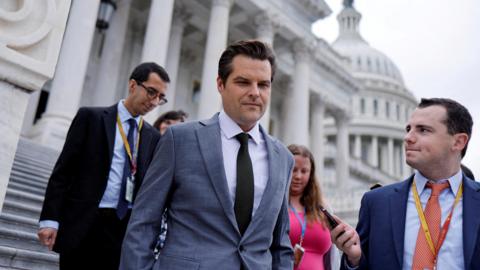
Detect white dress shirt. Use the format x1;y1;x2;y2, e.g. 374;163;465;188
218;110;269;217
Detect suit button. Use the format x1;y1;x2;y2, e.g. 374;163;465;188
239;245;245;252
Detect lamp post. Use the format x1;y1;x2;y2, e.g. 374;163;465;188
96;0;117;31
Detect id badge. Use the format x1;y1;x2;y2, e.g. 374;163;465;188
293;244;305;266
125;175;135;203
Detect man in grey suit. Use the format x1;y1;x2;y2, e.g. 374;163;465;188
120;40;294;270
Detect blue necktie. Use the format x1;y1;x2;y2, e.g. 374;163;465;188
116;118;136;219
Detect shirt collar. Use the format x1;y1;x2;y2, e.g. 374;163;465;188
118;100;141;126
414;169;463;196
219;110;261;145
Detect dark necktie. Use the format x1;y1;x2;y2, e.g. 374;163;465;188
116;118;136;219
234;133;254;235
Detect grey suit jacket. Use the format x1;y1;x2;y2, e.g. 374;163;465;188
120;114;294;270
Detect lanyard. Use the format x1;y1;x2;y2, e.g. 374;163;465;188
116;115;143;174
411;179;463;259
289;205;307;246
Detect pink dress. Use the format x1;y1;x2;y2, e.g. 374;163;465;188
289;209;332;270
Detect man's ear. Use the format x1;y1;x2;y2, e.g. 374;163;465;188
128;79;136;94
217;76;224;93
452;133;469;153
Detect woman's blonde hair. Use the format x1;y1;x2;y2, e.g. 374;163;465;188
288;144;327;226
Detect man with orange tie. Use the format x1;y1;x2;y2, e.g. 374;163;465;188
332;98;480;270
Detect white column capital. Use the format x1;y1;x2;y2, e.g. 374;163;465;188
254;11;280;41
212;0;234;8
172;4;192;29
292;39;315;63
333;110;351;125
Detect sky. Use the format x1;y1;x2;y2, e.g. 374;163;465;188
312;0;480;179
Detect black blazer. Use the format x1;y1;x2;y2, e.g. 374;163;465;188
39;104;160;253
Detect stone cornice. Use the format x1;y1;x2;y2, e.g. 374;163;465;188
0;0;71;91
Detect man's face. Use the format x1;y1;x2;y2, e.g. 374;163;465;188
126;72;167;116
404;105;460;172
218;55;272;131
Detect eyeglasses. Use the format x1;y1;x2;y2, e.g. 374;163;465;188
136;81;168;105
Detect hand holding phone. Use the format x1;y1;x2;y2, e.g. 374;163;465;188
319;206;339;229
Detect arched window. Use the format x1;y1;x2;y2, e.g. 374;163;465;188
373;99;378;116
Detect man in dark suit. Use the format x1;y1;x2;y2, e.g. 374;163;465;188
37;62;169;270
332;98;479;270
120;40;294;270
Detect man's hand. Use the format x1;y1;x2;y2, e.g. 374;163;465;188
330;216;362;267
38;228;57;251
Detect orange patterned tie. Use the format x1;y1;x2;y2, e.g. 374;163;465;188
412;182;450;270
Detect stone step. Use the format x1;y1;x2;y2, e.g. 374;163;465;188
2;199;41;220
12;164;52;179
0;213;38;232
9;171;49;186
0;246;58;270
6;181;45;197
0;227;48;253
4;189;44;208
13;156;55;171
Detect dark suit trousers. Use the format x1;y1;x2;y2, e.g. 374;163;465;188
59;208;131;270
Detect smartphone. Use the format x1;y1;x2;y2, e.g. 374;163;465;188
319;206;339;229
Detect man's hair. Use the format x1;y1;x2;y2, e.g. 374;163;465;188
153;110;188;130
129;62;170;84
218;40;276;84
287;144;327;227
418;98;473;157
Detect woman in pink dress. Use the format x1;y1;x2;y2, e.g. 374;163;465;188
288;144;337;270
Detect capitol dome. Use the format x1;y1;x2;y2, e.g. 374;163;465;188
332;2;405;87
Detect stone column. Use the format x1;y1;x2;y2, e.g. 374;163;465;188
401;141;410;178
145;5;191;123
388;137;394;175
283;40;312;146
335;113;350;187
0;0;71;210
354;134;362;159
92;0;132;106
21;90;42;135
197;0;233;119
29;0;100;150
310;95;325;177
254;11;278;132
370;136;378;167
141;0;174;66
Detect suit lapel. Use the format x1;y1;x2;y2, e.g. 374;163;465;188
196;115;238;232
389;176;412;267
243;128;281;238
103;104;117;164
462;177;480;269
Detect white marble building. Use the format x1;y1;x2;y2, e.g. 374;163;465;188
20;0;416;223
0;0;71;210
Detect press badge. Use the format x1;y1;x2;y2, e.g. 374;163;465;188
126;175;135;203
293;244;305;266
